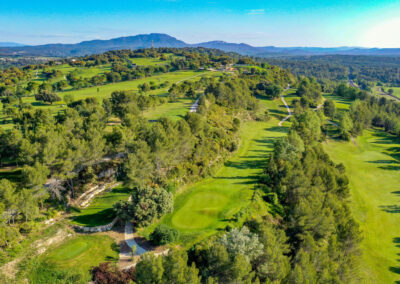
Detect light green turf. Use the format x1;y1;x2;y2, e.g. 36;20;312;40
323;93;351;111
158;96;289;244
324;129;400;283
144;98;194;121
71;185;132;227
390;87;400;99
41;235;118;281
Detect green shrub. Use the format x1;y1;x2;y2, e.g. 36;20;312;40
150;225;179;245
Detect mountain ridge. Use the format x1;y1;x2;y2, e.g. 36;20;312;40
0;33;399;57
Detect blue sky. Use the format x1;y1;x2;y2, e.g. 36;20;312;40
1;0;399;47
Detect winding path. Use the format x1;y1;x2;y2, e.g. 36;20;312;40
278;86;292;126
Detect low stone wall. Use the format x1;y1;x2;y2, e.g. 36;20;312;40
74;217;119;232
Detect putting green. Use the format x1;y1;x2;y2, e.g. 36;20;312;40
171;191;229;230
324;129;400;283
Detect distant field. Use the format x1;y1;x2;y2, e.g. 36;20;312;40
71;185;132;227
155;95;289;245
324;129;400;283
1;70;218;129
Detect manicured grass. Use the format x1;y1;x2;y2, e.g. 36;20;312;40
158;97;288;245
38;235;118;282
144;97;194;121
324;129;400;283
323;93;351;111
390;87;400;99
71;185;132;227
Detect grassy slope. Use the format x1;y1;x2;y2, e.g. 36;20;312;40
324;130;400;283
157;97;289;245
71;186;132;227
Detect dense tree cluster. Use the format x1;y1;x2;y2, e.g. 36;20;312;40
266;55;400;85
334;83;400;138
260;111;361;282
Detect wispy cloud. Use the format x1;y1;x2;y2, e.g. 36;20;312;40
247;9;264;15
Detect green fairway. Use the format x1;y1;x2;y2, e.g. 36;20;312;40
159;97;288;244
35;235;118;282
144;97;194;120
71;185;132;227
324;129;400;283
323;93;351;111
390;87;400;99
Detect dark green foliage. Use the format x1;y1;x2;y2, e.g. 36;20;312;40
323;99;336;118
261;110;362;283
296;77;322;107
135;250;200;284
256;81;283;98
150;224;179;245
114;187;173;227
34;92;61;105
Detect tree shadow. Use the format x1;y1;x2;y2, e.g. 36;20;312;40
266;126;289;134
380;205;400;213
390;238;400;279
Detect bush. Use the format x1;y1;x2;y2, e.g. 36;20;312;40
150;225;179;245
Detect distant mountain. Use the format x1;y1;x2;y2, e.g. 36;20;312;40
0;33;186;57
0;33;399;57
0;42;27;47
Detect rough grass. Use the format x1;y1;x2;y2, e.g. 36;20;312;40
325;128;400;283
70;185;132;227
156;97;289;245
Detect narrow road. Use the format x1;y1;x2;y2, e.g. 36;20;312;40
278;86;324;127
190;95;202;112
124;221;146;255
278;86;292;126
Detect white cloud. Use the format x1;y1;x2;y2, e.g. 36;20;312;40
247;9;264;15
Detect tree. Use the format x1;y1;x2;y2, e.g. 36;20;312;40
150;225;179;245
388;88;394;95
218;226;264;262
91;262;133;284
135;254;164;284
63;94;75;104
323;99;336;118
116;187;173;227
35;92;61;105
339;112;353;141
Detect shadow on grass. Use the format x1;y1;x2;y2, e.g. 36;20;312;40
380;205;400;214
71;208;115;227
368;159;400;170
391;238;400;278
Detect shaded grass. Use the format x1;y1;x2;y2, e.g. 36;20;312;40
70;185;132;227
324;129;400;283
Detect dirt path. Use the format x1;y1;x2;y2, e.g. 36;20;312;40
278;87;292;126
